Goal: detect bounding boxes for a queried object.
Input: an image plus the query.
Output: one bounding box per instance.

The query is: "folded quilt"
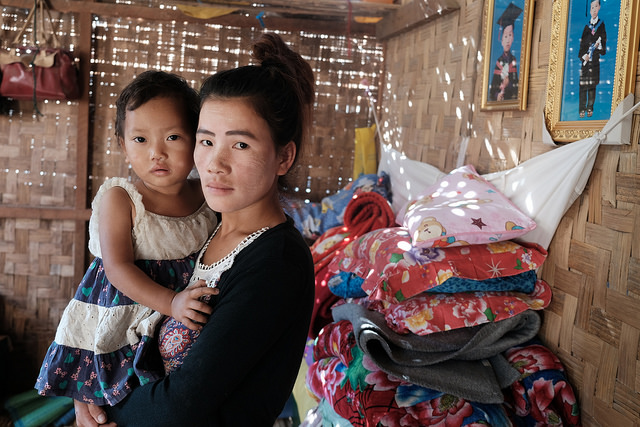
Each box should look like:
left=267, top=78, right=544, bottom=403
left=308, top=191, right=396, bottom=338
left=367, top=278, right=551, bottom=335
left=307, top=320, right=514, bottom=426
left=307, top=320, right=581, bottom=426
left=327, top=226, right=548, bottom=303
left=332, top=303, right=541, bottom=403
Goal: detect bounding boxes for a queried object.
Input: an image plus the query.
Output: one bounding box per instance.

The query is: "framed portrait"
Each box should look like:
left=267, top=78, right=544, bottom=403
left=480, top=0, right=535, bottom=111
left=544, top=0, right=640, bottom=142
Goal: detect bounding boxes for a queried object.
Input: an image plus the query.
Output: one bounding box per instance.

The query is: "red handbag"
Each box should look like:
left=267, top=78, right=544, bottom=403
left=0, top=0, right=80, bottom=101
left=0, top=48, right=80, bottom=100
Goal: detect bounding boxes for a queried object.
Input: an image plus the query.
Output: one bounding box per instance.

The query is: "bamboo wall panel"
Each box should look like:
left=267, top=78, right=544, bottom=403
left=0, top=217, right=81, bottom=388
left=89, top=17, right=384, bottom=201
left=0, top=7, right=81, bottom=209
left=379, top=0, right=640, bottom=425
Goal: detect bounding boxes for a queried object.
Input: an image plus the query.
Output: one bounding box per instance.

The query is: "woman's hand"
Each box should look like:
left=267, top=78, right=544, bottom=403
left=74, top=401, right=117, bottom=427
left=170, top=279, right=218, bottom=330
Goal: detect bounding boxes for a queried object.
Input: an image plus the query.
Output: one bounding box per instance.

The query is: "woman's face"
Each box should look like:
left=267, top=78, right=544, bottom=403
left=194, top=98, right=294, bottom=214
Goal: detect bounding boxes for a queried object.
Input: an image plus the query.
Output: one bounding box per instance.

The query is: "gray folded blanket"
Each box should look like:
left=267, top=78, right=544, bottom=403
left=332, top=303, right=541, bottom=404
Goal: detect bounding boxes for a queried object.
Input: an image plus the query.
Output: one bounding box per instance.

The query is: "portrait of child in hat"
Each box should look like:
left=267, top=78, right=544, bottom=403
left=489, top=2, right=523, bottom=102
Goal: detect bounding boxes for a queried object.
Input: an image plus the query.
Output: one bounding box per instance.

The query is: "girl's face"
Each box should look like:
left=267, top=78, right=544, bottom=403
left=194, top=98, right=294, bottom=215
left=120, top=96, right=195, bottom=192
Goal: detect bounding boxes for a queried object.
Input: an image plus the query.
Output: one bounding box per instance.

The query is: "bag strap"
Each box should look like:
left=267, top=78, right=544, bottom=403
left=11, top=0, right=60, bottom=48
left=11, top=5, right=36, bottom=45
left=39, top=0, right=61, bottom=48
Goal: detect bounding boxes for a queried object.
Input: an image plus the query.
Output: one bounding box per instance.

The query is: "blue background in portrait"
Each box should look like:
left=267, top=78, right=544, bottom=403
left=560, top=0, right=620, bottom=122
left=488, top=0, right=524, bottom=99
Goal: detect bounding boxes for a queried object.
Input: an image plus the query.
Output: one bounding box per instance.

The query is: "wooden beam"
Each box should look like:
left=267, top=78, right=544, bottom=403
left=375, top=0, right=460, bottom=40
left=197, top=0, right=400, bottom=18
left=0, top=206, right=91, bottom=220
left=74, top=9, right=93, bottom=283
left=75, top=9, right=91, bottom=213
left=0, top=0, right=379, bottom=36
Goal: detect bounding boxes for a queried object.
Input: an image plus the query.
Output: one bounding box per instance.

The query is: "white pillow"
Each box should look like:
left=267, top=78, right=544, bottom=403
left=378, top=137, right=601, bottom=249
left=377, top=144, right=445, bottom=214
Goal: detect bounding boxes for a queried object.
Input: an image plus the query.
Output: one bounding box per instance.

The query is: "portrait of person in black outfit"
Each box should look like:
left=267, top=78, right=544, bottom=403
left=489, top=2, right=523, bottom=102
left=578, top=0, right=607, bottom=118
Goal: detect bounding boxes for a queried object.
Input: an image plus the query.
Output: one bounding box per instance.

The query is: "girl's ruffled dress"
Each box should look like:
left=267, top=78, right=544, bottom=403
left=35, top=177, right=217, bottom=406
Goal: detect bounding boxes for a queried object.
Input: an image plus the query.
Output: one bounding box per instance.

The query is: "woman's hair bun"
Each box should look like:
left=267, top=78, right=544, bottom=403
left=251, top=34, right=314, bottom=107
left=252, top=33, right=287, bottom=64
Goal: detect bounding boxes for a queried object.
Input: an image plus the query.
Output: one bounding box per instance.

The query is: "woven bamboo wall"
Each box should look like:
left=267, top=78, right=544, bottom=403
left=89, top=21, right=384, bottom=201
left=0, top=4, right=384, bottom=392
left=379, top=0, right=640, bottom=425
left=0, top=5, right=84, bottom=389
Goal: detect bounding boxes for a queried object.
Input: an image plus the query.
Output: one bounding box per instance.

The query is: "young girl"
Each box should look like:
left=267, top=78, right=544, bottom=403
left=76, top=33, right=316, bottom=427
left=35, top=71, right=218, bottom=406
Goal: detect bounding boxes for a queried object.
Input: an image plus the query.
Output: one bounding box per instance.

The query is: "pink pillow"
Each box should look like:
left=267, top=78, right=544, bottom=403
left=327, top=227, right=547, bottom=303
left=398, top=164, right=536, bottom=248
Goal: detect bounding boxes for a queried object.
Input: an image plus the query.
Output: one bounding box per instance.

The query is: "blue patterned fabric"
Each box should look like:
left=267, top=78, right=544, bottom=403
left=283, top=173, right=391, bottom=240
left=328, top=269, right=538, bottom=298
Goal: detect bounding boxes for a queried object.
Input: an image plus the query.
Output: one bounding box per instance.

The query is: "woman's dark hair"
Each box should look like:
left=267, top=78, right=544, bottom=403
left=115, top=70, right=200, bottom=140
left=199, top=33, right=315, bottom=191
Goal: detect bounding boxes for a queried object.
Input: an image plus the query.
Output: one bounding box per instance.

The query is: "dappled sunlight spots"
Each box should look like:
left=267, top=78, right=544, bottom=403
left=509, top=148, right=519, bottom=166
left=484, top=138, right=494, bottom=157
left=524, top=192, right=534, bottom=215
left=397, top=240, right=412, bottom=252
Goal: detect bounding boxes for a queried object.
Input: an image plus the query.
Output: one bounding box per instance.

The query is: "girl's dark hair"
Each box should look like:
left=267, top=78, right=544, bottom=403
left=199, top=33, right=315, bottom=191
left=115, top=70, right=200, bottom=140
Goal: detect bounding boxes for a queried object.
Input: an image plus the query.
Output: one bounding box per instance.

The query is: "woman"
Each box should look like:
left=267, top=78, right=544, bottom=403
left=75, top=33, right=316, bottom=427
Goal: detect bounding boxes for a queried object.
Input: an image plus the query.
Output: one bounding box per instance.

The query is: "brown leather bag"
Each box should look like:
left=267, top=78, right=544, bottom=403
left=0, top=0, right=80, bottom=101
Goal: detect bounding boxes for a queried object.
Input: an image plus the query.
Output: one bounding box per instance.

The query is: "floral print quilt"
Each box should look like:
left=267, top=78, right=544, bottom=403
left=306, top=320, right=581, bottom=426
left=328, top=227, right=547, bottom=303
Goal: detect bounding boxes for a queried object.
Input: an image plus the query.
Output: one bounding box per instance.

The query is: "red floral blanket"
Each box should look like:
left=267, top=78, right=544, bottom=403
left=307, top=320, right=581, bottom=426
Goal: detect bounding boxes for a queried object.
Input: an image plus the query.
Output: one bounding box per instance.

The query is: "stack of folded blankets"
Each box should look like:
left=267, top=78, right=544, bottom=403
left=298, top=165, right=582, bottom=426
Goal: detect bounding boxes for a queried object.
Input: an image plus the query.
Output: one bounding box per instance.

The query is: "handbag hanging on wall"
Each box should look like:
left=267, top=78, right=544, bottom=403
left=0, top=0, right=80, bottom=101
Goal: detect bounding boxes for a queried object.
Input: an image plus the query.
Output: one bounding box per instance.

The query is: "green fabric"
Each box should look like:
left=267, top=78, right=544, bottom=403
left=4, top=390, right=73, bottom=427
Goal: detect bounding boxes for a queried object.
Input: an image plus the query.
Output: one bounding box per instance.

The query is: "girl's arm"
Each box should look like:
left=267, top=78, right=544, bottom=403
left=98, top=186, right=215, bottom=329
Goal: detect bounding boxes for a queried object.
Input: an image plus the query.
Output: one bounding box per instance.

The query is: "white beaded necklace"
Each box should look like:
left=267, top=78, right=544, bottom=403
left=190, top=223, right=270, bottom=287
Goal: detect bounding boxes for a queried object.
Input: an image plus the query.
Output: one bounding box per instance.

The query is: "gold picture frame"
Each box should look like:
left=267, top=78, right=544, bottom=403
left=544, top=0, right=640, bottom=142
left=480, top=0, right=534, bottom=111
